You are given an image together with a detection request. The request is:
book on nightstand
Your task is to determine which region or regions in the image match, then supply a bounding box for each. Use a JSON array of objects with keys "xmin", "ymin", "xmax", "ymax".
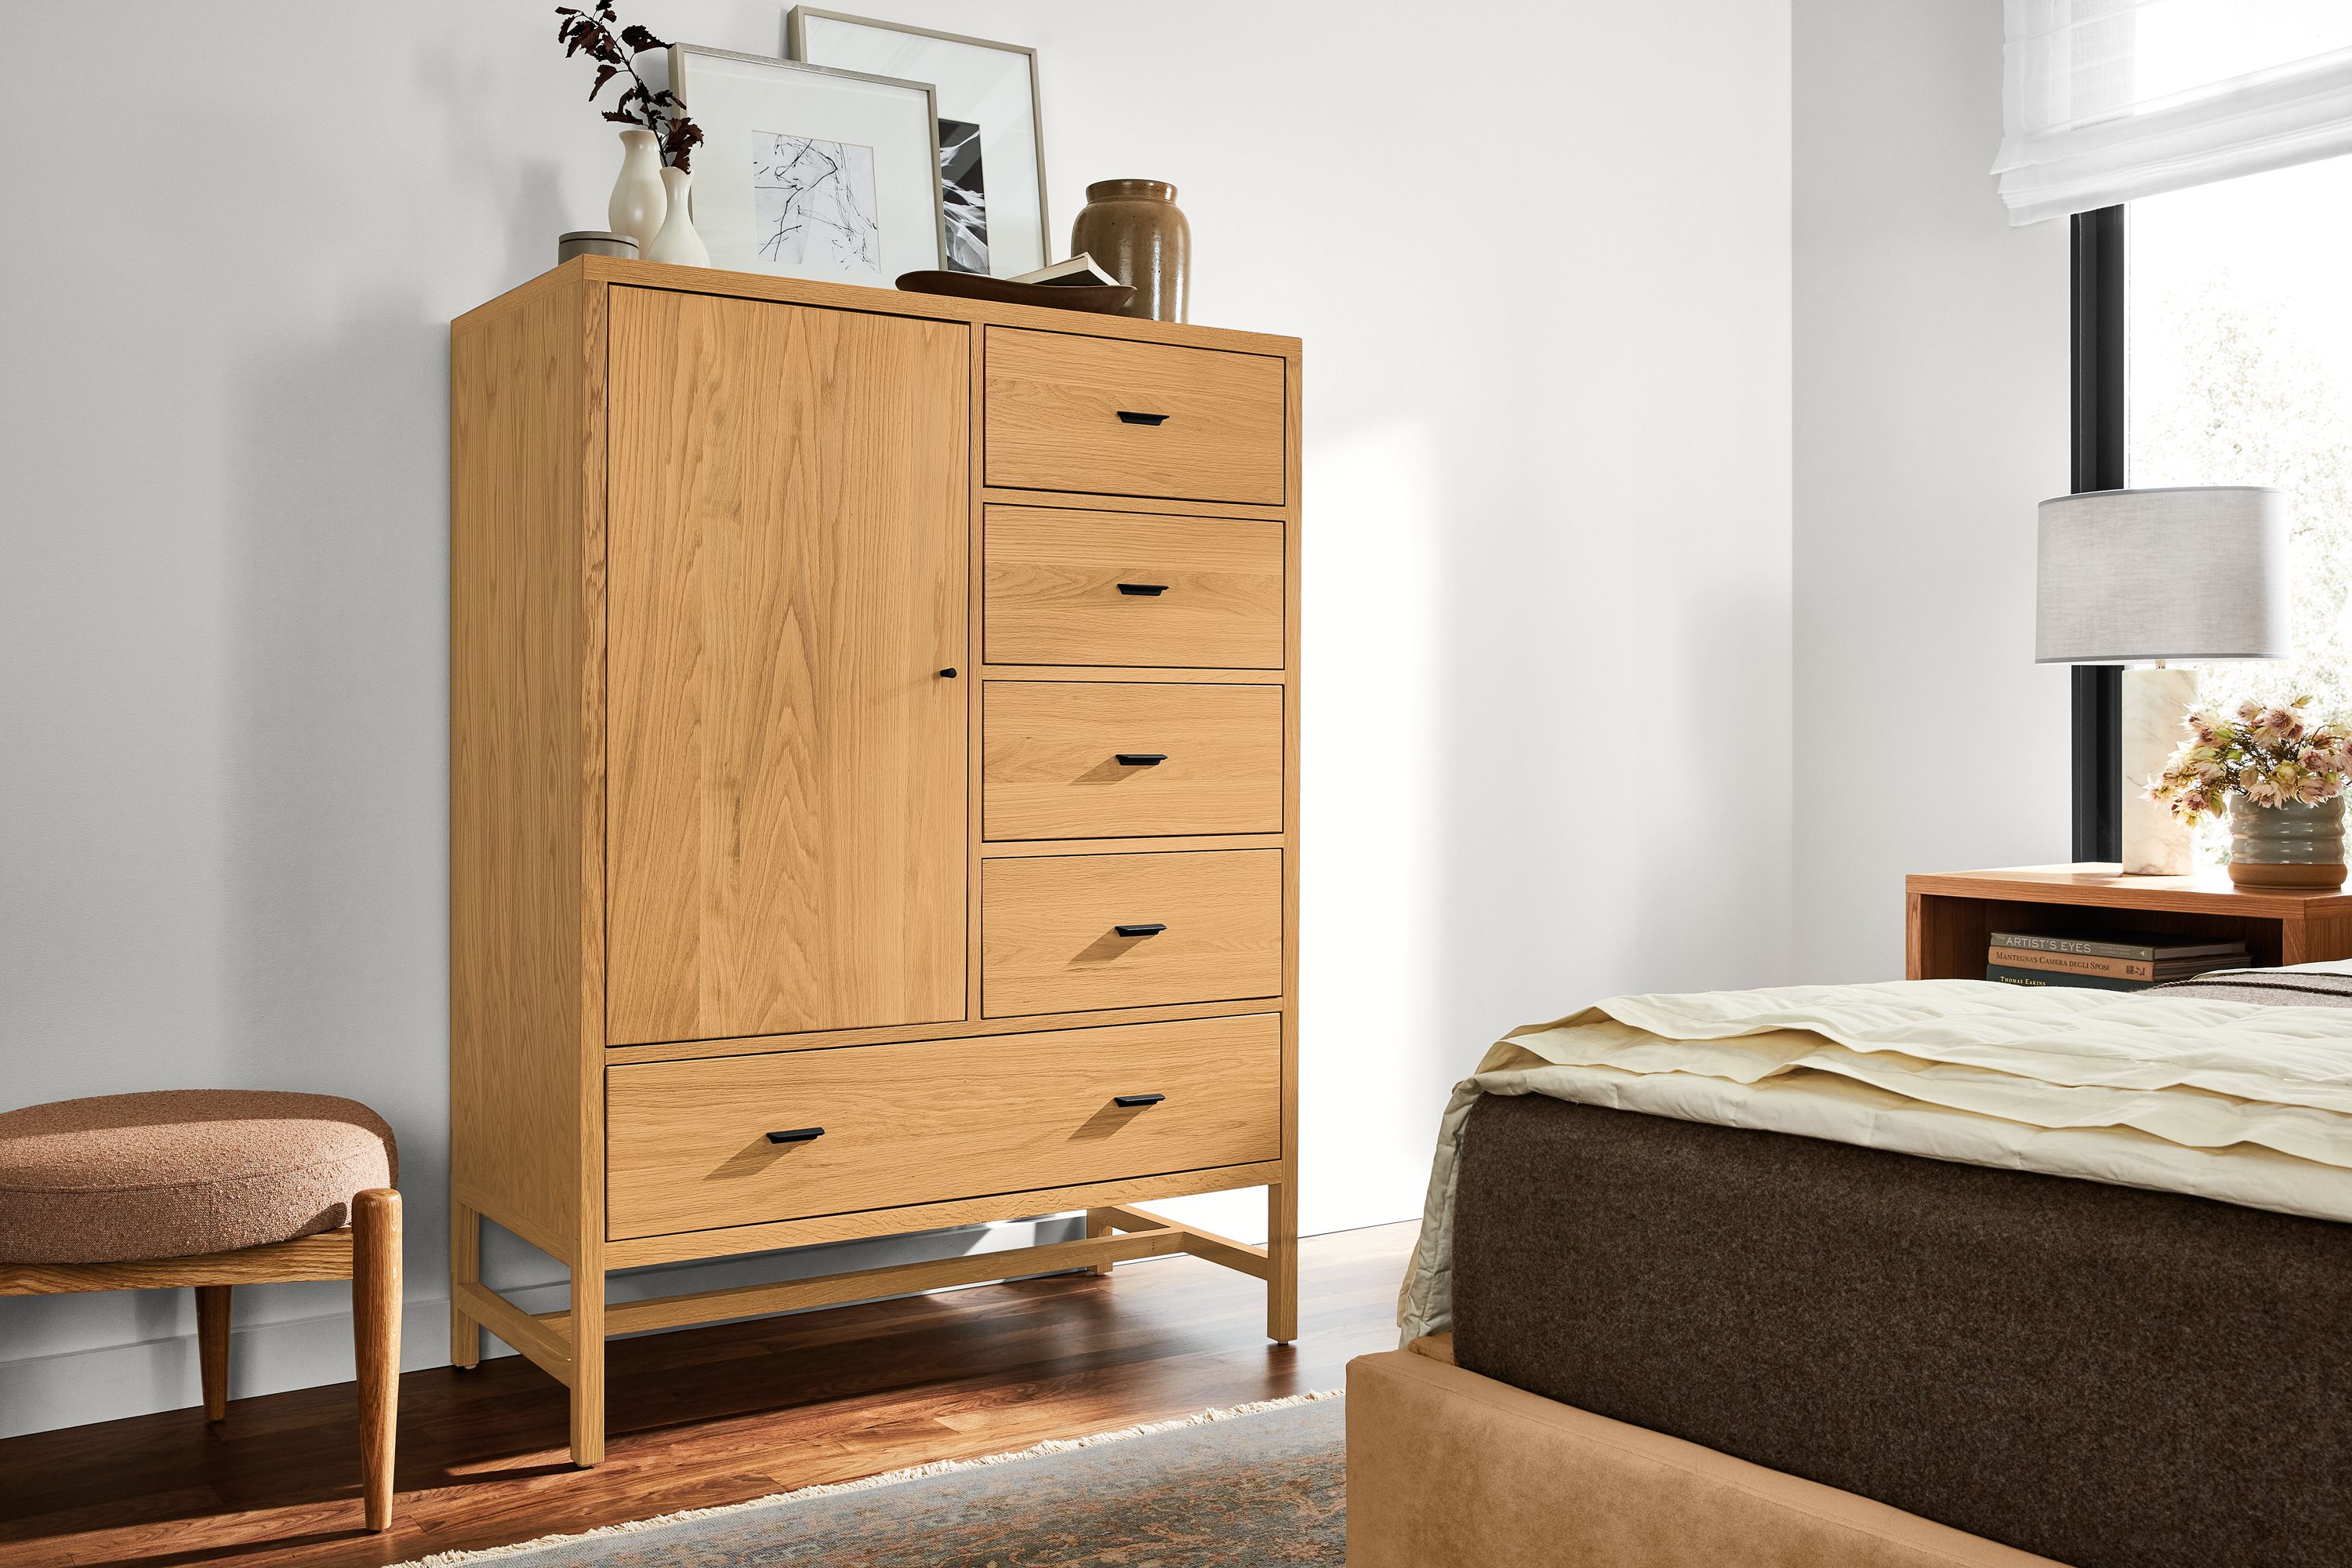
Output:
[{"xmin": 1984, "ymin": 929, "xmax": 2249, "ymax": 991}]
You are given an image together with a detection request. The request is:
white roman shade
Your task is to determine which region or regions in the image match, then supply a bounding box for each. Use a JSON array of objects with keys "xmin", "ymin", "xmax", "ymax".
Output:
[
  {"xmin": 2036, "ymin": 487, "xmax": 2291, "ymax": 663},
  {"xmin": 1994, "ymin": 0, "xmax": 2352, "ymax": 225}
]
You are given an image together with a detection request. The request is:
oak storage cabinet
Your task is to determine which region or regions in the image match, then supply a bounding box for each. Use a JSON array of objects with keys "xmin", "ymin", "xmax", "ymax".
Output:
[{"xmin": 449, "ymin": 257, "xmax": 1301, "ymax": 1465}]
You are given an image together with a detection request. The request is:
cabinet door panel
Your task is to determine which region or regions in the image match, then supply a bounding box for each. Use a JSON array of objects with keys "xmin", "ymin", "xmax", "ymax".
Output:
[{"xmin": 606, "ymin": 289, "xmax": 968, "ymax": 1045}]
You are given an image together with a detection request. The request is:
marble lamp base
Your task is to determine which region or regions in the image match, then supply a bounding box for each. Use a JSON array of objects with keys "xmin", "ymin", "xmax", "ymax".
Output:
[{"xmin": 2120, "ymin": 665, "xmax": 2198, "ymax": 876}]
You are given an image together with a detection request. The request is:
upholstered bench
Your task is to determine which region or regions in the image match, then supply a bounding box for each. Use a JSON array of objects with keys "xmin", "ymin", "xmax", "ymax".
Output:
[{"xmin": 0, "ymin": 1090, "xmax": 402, "ymax": 1531}]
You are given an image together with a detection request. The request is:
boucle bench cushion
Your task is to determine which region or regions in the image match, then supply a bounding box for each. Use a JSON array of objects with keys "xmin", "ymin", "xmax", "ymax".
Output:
[{"xmin": 0, "ymin": 1091, "xmax": 396, "ymax": 1263}]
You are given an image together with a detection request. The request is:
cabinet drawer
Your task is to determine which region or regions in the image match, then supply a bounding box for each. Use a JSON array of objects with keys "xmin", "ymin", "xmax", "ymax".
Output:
[
  {"xmin": 985, "ymin": 328, "xmax": 1285, "ymax": 505},
  {"xmin": 605, "ymin": 1014, "xmax": 1281, "ymax": 1239},
  {"xmin": 982, "ymin": 850, "xmax": 1282, "ymax": 1017},
  {"xmin": 985, "ymin": 683, "xmax": 1283, "ymax": 840},
  {"xmin": 983, "ymin": 506, "xmax": 1285, "ymax": 669}
]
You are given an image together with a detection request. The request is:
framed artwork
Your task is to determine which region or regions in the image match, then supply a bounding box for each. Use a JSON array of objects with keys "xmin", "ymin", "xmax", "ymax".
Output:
[
  {"xmin": 786, "ymin": 9, "xmax": 1049, "ymax": 278},
  {"xmin": 666, "ymin": 44, "xmax": 944, "ymax": 284}
]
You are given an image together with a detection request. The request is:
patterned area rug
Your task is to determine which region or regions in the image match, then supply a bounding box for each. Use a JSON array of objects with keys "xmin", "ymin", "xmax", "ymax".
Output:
[{"xmin": 403, "ymin": 1391, "xmax": 1344, "ymax": 1566}]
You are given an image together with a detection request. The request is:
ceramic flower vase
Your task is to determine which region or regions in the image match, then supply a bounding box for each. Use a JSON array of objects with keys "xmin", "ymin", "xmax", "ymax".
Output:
[
  {"xmin": 2227, "ymin": 797, "xmax": 2347, "ymax": 888},
  {"xmin": 646, "ymin": 167, "xmax": 710, "ymax": 267},
  {"xmin": 608, "ymin": 127, "xmax": 666, "ymax": 252}
]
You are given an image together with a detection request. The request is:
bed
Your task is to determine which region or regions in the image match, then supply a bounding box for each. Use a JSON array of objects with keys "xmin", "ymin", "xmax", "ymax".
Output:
[{"xmin": 1346, "ymin": 971, "xmax": 2352, "ymax": 1568}]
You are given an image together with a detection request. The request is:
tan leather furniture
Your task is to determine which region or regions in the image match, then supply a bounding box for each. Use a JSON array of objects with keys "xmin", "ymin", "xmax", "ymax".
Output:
[{"xmin": 1346, "ymin": 1337, "xmax": 2065, "ymax": 1568}]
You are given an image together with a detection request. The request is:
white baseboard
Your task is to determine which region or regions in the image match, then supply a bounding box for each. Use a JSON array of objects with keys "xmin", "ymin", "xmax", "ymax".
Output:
[{"xmin": 0, "ymin": 1215, "xmax": 1083, "ymax": 1440}]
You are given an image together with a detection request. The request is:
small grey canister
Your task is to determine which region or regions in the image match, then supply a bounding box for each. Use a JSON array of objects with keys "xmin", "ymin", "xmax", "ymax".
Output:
[{"xmin": 557, "ymin": 230, "xmax": 639, "ymax": 263}]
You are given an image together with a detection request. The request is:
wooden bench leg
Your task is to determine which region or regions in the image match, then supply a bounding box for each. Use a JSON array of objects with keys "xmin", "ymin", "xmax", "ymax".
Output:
[
  {"xmin": 353, "ymin": 1188, "xmax": 401, "ymax": 1533},
  {"xmin": 196, "ymin": 1284, "xmax": 232, "ymax": 1420}
]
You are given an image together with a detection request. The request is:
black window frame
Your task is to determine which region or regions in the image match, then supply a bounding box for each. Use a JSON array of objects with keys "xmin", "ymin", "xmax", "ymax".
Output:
[{"xmin": 2070, "ymin": 205, "xmax": 2126, "ymax": 862}]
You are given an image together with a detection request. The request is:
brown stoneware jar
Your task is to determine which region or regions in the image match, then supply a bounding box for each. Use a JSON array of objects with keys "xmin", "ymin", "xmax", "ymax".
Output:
[{"xmin": 1069, "ymin": 179, "xmax": 1190, "ymax": 322}]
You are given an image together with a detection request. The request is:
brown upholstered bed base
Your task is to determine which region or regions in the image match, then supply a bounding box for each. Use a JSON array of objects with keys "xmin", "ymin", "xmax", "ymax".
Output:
[
  {"xmin": 1448, "ymin": 1094, "xmax": 2352, "ymax": 1568},
  {"xmin": 1346, "ymin": 1337, "xmax": 2061, "ymax": 1567}
]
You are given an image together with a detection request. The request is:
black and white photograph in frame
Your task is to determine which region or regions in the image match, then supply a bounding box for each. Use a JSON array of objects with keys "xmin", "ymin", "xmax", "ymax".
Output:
[
  {"xmin": 935, "ymin": 118, "xmax": 987, "ymax": 271},
  {"xmin": 787, "ymin": 9, "xmax": 1049, "ymax": 278},
  {"xmin": 664, "ymin": 44, "xmax": 944, "ymax": 285}
]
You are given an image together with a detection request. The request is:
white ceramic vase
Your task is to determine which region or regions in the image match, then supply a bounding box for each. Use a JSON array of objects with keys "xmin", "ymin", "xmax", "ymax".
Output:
[
  {"xmin": 608, "ymin": 127, "xmax": 666, "ymax": 252},
  {"xmin": 646, "ymin": 166, "xmax": 710, "ymax": 267}
]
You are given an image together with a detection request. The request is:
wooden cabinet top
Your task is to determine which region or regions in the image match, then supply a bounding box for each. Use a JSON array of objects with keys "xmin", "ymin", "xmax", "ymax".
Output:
[
  {"xmin": 1909, "ymin": 864, "xmax": 2352, "ymax": 920},
  {"xmin": 454, "ymin": 255, "xmax": 1302, "ymax": 362}
]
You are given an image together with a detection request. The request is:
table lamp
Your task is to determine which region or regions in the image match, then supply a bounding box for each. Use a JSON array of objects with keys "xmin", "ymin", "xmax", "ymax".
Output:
[{"xmin": 2036, "ymin": 486, "xmax": 2291, "ymax": 876}]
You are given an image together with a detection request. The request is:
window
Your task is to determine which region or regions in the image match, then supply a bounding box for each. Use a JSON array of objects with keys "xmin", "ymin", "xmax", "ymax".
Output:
[{"xmin": 2126, "ymin": 154, "xmax": 2352, "ymax": 852}]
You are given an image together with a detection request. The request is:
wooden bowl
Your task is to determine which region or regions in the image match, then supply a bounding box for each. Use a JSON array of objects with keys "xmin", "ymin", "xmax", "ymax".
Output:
[{"xmin": 894, "ymin": 271, "xmax": 1136, "ymax": 314}]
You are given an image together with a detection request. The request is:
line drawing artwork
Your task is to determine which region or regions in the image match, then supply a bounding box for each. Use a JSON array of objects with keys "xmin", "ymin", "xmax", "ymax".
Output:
[{"xmin": 752, "ymin": 131, "xmax": 881, "ymax": 274}]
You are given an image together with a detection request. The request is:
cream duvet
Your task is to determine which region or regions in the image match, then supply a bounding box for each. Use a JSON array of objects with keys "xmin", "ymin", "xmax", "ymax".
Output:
[{"xmin": 1398, "ymin": 975, "xmax": 2352, "ymax": 1341}]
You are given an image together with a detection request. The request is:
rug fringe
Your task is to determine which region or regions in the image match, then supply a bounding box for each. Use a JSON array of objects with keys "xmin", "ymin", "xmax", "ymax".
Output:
[{"xmin": 394, "ymin": 1388, "xmax": 1344, "ymax": 1567}]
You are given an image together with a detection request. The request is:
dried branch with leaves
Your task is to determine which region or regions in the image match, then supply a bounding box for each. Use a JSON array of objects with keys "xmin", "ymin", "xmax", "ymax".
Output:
[{"xmin": 555, "ymin": 3, "xmax": 705, "ymax": 171}]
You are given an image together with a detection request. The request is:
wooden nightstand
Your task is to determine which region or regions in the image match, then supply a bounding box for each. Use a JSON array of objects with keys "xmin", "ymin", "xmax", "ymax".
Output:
[{"xmin": 1907, "ymin": 866, "xmax": 2352, "ymax": 979}]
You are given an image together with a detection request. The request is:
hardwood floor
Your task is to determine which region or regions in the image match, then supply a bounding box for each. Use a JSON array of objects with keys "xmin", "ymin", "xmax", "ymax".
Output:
[{"xmin": 0, "ymin": 1221, "xmax": 1415, "ymax": 1567}]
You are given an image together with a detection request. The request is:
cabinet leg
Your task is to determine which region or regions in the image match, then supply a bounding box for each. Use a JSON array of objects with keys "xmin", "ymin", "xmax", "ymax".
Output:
[
  {"xmin": 195, "ymin": 1284, "xmax": 232, "ymax": 1421},
  {"xmin": 568, "ymin": 1261, "xmax": 606, "ymax": 1468},
  {"xmin": 1266, "ymin": 1180, "xmax": 1298, "ymax": 1344},
  {"xmin": 448, "ymin": 1195, "xmax": 481, "ymax": 1370},
  {"xmin": 1085, "ymin": 1208, "xmax": 1116, "ymax": 1276},
  {"xmin": 353, "ymin": 1188, "xmax": 402, "ymax": 1534}
]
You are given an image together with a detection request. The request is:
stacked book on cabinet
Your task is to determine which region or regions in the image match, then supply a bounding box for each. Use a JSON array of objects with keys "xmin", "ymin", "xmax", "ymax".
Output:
[{"xmin": 1985, "ymin": 931, "xmax": 2250, "ymax": 992}]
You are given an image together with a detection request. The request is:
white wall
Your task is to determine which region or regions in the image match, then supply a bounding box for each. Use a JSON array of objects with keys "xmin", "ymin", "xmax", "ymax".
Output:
[
  {"xmin": 1791, "ymin": 0, "xmax": 2073, "ymax": 980},
  {"xmin": 0, "ymin": 0, "xmax": 1791, "ymax": 1436}
]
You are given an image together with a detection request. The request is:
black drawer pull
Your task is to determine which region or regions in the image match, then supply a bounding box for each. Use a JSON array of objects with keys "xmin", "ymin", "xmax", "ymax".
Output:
[
  {"xmin": 1116, "ymin": 410, "xmax": 1171, "ymax": 426},
  {"xmin": 938, "ymin": 666, "xmax": 958, "ymax": 679},
  {"xmin": 1114, "ymin": 752, "xmax": 1167, "ymax": 766},
  {"xmin": 764, "ymin": 1127, "xmax": 826, "ymax": 1145},
  {"xmin": 1113, "ymin": 1093, "xmax": 1167, "ymax": 1109},
  {"xmin": 1113, "ymin": 922, "xmax": 1167, "ymax": 938},
  {"xmin": 1116, "ymin": 583, "xmax": 1170, "ymax": 596}
]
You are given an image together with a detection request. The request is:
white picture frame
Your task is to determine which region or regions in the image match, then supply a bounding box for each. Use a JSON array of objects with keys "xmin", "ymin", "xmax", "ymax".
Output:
[
  {"xmin": 786, "ymin": 9, "xmax": 1050, "ymax": 279},
  {"xmin": 667, "ymin": 43, "xmax": 945, "ymax": 285}
]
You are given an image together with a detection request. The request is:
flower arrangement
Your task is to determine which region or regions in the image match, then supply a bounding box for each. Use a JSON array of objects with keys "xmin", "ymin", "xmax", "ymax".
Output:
[
  {"xmin": 555, "ymin": 3, "xmax": 704, "ymax": 170},
  {"xmin": 2148, "ymin": 696, "xmax": 2352, "ymax": 823}
]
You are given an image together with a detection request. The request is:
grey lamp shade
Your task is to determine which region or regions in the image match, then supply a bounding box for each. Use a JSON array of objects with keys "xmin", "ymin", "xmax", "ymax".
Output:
[{"xmin": 2034, "ymin": 486, "xmax": 2292, "ymax": 663}]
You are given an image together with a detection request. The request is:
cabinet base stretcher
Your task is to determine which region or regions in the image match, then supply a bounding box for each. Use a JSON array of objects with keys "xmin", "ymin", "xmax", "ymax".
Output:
[{"xmin": 451, "ymin": 1194, "xmax": 1294, "ymax": 1468}]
